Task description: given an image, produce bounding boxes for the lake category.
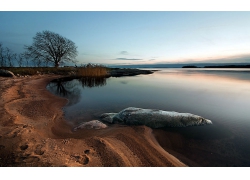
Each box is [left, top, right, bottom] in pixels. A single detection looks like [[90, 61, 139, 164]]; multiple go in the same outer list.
[[47, 68, 250, 166]]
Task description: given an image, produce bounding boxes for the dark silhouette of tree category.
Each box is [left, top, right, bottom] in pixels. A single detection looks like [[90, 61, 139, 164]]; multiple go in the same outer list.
[[0, 43, 5, 67], [5, 47, 14, 67], [17, 53, 24, 67], [0, 43, 26, 67], [24, 55, 29, 67], [24, 30, 78, 67]]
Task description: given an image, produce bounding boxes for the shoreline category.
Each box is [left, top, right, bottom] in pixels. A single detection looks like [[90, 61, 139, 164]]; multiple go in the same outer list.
[[0, 75, 186, 167]]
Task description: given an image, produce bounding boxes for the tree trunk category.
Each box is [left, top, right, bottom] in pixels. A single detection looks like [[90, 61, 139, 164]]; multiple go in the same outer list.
[[55, 61, 59, 68]]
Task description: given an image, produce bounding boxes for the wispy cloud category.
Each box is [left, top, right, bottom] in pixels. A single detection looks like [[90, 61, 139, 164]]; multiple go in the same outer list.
[[115, 58, 143, 61], [120, 51, 129, 55]]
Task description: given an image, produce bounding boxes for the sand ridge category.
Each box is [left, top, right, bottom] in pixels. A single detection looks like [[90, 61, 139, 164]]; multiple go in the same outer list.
[[0, 75, 186, 167]]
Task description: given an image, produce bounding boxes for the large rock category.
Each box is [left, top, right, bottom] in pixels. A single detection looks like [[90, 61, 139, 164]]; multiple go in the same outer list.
[[99, 113, 117, 123], [0, 69, 15, 77], [73, 120, 107, 131], [100, 107, 212, 128]]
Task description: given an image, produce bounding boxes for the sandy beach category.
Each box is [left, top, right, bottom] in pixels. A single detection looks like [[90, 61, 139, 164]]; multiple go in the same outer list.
[[0, 75, 186, 167]]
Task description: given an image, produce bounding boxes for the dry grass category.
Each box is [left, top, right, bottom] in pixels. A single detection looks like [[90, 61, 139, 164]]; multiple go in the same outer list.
[[3, 64, 108, 77], [3, 67, 75, 76], [76, 64, 108, 77]]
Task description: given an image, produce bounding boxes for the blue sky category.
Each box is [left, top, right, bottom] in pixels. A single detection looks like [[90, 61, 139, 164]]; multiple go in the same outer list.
[[1, 11, 250, 66]]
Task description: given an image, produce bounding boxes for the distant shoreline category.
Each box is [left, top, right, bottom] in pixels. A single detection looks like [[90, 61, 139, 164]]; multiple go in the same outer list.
[[182, 65, 250, 68]]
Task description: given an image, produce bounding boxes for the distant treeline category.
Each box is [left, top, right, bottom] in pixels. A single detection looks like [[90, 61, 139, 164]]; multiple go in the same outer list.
[[204, 65, 250, 68], [182, 65, 250, 68]]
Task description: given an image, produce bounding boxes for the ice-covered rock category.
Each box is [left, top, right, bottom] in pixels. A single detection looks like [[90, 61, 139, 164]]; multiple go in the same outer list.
[[99, 113, 117, 123], [0, 69, 15, 77], [73, 120, 107, 131], [100, 107, 212, 128]]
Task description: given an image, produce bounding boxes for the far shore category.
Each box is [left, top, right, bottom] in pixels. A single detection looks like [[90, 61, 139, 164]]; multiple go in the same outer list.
[[0, 74, 186, 167]]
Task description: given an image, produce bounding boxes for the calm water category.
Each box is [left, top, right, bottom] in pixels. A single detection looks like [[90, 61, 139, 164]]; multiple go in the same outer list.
[[47, 68, 250, 166]]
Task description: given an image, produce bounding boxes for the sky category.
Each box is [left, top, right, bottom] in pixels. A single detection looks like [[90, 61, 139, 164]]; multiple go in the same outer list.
[[1, 2, 250, 66]]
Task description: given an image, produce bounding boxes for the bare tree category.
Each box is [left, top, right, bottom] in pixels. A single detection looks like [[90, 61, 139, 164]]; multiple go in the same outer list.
[[13, 53, 17, 67], [23, 54, 29, 67], [32, 58, 42, 67], [17, 53, 24, 67], [24, 30, 78, 67], [5, 48, 14, 67], [0, 43, 5, 67]]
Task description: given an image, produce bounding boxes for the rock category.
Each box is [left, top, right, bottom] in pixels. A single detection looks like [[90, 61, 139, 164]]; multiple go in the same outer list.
[[100, 107, 212, 128], [0, 69, 15, 77], [99, 113, 117, 123], [73, 120, 107, 131]]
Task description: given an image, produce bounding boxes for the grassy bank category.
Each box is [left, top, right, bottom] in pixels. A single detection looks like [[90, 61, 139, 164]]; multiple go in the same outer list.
[[3, 67, 75, 76], [2, 65, 155, 78], [3, 64, 108, 77]]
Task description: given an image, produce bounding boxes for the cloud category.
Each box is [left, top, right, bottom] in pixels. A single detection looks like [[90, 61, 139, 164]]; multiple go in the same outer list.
[[115, 58, 143, 61], [120, 51, 129, 55]]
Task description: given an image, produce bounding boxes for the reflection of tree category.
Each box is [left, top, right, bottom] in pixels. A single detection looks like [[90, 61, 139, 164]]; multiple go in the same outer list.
[[47, 76, 108, 106], [78, 76, 107, 88], [47, 78, 81, 106], [55, 80, 69, 96]]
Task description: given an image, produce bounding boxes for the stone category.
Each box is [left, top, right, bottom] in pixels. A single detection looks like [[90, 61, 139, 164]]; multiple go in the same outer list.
[[0, 69, 15, 77], [99, 113, 117, 123], [100, 107, 212, 128], [73, 120, 107, 131]]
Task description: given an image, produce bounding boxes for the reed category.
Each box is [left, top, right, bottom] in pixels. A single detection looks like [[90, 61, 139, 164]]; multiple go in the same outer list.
[[76, 64, 108, 77]]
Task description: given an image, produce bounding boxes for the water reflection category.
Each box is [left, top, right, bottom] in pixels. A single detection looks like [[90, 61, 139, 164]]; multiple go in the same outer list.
[[54, 80, 70, 96], [47, 76, 107, 106], [154, 68, 250, 82], [47, 78, 80, 106], [78, 76, 107, 88]]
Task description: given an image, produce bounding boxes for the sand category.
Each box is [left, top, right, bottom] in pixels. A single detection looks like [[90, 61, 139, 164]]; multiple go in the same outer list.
[[0, 75, 186, 167]]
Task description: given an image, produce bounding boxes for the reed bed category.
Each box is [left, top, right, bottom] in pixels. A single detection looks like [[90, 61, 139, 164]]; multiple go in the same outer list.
[[76, 64, 108, 77]]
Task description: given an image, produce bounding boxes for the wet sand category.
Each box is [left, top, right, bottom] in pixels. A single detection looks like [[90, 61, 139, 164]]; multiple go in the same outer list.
[[0, 75, 186, 167]]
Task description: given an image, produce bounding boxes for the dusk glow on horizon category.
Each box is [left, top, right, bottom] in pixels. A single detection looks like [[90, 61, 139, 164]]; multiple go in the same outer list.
[[1, 11, 250, 66]]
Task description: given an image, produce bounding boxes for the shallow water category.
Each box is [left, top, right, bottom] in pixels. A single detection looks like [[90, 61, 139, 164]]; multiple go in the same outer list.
[[47, 68, 250, 166]]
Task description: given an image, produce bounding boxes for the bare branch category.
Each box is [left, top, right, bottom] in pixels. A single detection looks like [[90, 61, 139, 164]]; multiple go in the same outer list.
[[24, 30, 78, 67]]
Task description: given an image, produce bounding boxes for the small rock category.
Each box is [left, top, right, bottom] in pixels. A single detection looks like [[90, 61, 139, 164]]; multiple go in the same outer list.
[[73, 120, 107, 131], [0, 69, 15, 77]]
